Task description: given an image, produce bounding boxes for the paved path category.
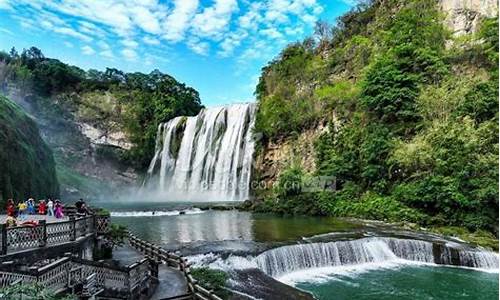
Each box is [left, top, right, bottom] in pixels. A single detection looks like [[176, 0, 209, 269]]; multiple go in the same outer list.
[[151, 265, 189, 300], [0, 214, 69, 224], [113, 243, 189, 299], [112, 244, 146, 265]]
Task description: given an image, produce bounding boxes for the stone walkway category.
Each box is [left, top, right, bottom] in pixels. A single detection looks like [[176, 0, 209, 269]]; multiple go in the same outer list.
[[0, 214, 69, 224], [113, 243, 189, 299]]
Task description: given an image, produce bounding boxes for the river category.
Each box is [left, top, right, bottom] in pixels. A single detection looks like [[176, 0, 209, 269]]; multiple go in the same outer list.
[[96, 201, 499, 300]]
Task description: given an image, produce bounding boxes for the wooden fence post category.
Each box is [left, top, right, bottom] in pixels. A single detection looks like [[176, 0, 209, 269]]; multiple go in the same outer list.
[[39, 220, 47, 247], [69, 216, 76, 241], [1, 224, 7, 255]]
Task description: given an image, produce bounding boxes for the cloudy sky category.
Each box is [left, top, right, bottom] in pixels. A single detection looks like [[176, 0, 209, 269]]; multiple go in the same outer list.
[[0, 0, 352, 106]]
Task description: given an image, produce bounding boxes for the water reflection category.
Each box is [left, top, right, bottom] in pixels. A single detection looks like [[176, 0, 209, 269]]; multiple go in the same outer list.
[[113, 210, 254, 248], [112, 209, 365, 251]]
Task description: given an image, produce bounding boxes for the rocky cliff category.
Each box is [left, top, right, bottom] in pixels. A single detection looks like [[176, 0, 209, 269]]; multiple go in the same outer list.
[[7, 89, 137, 200], [252, 0, 498, 193], [0, 95, 59, 203], [441, 0, 498, 35]]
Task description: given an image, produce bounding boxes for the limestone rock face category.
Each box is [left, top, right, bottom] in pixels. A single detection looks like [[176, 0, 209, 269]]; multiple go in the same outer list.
[[440, 0, 498, 35], [253, 124, 327, 192], [79, 123, 132, 150]]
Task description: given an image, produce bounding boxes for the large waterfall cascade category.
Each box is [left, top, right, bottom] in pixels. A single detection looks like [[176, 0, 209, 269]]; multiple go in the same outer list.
[[145, 103, 256, 201], [254, 237, 499, 278]]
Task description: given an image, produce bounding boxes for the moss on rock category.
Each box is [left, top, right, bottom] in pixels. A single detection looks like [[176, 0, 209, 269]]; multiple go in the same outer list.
[[0, 95, 59, 204]]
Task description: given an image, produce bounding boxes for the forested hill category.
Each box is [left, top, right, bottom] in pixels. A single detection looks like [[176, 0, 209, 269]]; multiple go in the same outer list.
[[0, 48, 202, 199], [0, 95, 59, 202], [252, 0, 499, 242]]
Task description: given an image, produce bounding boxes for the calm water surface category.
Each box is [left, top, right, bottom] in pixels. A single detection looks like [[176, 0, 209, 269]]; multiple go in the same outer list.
[[96, 201, 363, 248]]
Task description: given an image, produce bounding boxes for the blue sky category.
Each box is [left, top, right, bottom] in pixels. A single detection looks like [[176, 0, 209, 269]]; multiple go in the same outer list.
[[0, 0, 352, 106]]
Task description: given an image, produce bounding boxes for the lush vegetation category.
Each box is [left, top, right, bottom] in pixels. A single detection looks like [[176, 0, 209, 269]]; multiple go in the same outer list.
[[190, 267, 230, 299], [0, 95, 59, 204], [0, 48, 202, 169], [254, 0, 498, 239], [0, 283, 75, 299]]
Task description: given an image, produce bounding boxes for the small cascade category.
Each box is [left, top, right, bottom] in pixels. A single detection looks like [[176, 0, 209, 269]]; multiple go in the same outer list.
[[144, 103, 256, 201], [254, 237, 499, 278]]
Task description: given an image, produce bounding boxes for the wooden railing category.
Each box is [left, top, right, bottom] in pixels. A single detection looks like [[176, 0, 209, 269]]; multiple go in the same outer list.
[[0, 215, 110, 255], [128, 233, 223, 300], [0, 254, 158, 297]]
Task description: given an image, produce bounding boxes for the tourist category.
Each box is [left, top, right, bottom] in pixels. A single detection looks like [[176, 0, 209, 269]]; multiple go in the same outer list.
[[17, 201, 27, 219], [27, 198, 35, 215], [6, 199, 15, 217], [47, 198, 54, 217], [38, 200, 47, 215], [5, 215, 17, 228], [75, 198, 87, 215], [54, 200, 64, 219]]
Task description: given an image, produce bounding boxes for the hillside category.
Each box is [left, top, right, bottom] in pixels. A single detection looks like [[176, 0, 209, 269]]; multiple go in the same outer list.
[[0, 95, 59, 203], [0, 49, 202, 199], [251, 0, 499, 237]]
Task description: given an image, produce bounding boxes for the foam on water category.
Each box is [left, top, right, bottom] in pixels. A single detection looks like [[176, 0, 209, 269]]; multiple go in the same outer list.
[[110, 208, 204, 217]]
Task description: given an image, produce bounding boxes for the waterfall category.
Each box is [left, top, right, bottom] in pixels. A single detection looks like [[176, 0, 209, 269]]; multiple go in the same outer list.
[[145, 103, 256, 201], [254, 237, 499, 278]]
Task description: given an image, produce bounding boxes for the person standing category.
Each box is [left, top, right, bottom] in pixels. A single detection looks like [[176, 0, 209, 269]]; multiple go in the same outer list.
[[6, 199, 15, 217], [47, 198, 54, 217], [54, 200, 64, 219], [17, 201, 27, 220], [27, 198, 35, 215], [38, 200, 46, 215]]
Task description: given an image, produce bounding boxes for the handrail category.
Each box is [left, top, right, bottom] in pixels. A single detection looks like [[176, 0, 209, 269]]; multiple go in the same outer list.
[[0, 215, 110, 255], [127, 232, 223, 300], [0, 254, 158, 297]]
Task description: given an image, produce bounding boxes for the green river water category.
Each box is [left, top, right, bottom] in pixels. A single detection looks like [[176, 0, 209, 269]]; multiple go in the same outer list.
[[97, 201, 499, 300]]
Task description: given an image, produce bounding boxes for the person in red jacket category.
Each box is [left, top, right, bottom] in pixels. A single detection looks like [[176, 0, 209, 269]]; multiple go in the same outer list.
[[6, 199, 15, 217], [38, 200, 47, 215]]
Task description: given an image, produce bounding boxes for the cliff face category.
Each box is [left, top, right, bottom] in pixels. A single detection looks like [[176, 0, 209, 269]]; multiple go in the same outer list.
[[440, 0, 498, 35], [0, 95, 59, 203], [252, 0, 498, 193], [5, 89, 137, 200], [253, 125, 325, 193]]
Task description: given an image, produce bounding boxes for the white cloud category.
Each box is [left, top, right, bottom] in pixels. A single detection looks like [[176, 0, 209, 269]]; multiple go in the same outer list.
[[218, 31, 247, 57], [163, 0, 199, 41], [259, 27, 283, 40], [6, 0, 325, 60], [191, 0, 238, 39], [55, 27, 92, 42], [132, 6, 161, 34], [0, 27, 13, 35], [97, 40, 111, 50], [64, 41, 74, 48], [79, 21, 107, 38], [81, 45, 95, 55], [121, 48, 138, 60], [238, 3, 262, 30], [122, 39, 139, 48], [143, 36, 160, 45], [187, 38, 210, 56], [100, 49, 114, 59], [0, 0, 11, 10]]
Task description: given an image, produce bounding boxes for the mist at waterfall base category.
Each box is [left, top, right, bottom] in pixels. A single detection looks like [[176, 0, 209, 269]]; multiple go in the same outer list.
[[139, 103, 256, 202]]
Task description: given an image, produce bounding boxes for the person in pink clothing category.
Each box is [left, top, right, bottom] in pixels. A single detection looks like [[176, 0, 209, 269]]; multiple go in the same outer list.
[[54, 200, 64, 219]]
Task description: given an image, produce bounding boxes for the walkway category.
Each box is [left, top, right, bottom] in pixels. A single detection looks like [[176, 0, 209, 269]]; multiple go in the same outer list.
[[0, 214, 68, 224], [0, 214, 109, 256], [113, 243, 189, 300]]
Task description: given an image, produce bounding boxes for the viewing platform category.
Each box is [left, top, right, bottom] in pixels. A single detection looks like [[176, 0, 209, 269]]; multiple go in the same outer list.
[[0, 213, 109, 260]]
